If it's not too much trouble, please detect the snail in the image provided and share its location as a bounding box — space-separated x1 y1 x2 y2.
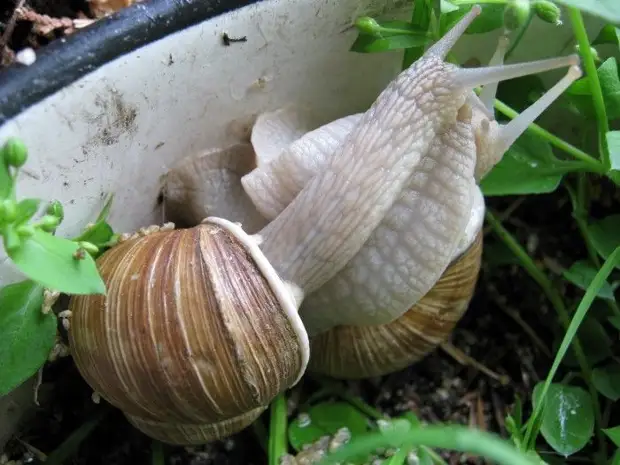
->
66 5 583 445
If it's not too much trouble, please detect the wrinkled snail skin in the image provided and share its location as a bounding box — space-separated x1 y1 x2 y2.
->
163 143 268 232
307 230 483 379
66 4 585 445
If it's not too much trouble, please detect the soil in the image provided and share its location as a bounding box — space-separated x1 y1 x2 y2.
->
1 0 620 464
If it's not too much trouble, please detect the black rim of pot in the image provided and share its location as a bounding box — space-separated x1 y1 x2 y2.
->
0 0 261 127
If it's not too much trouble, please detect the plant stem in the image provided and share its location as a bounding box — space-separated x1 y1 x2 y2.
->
484 211 603 456
45 407 109 465
567 8 610 167
504 12 534 61
268 393 289 465
493 99 605 171
151 440 165 465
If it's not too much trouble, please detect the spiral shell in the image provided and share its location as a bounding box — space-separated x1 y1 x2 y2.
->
307 231 483 379
67 221 308 444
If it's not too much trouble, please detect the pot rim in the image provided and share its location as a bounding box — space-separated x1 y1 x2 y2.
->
0 0 261 127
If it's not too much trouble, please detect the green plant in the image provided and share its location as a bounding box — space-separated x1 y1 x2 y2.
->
1 0 619 463
0 138 117 396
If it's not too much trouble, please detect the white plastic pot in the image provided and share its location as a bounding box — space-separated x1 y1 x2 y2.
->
0 0 605 451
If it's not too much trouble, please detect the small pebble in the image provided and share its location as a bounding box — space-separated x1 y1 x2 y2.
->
15 48 36 66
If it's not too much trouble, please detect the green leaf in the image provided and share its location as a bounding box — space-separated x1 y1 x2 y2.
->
417 448 434 465
440 0 460 13
0 280 57 396
73 221 115 247
587 214 620 265
350 34 431 53
567 58 620 121
592 363 620 401
440 4 505 36
611 449 620 465
609 315 620 330
554 0 620 24
7 229 105 295
350 19 432 54
483 240 521 269
605 426 620 448
0 156 11 200
592 24 620 47
14 198 41 225
606 131 620 171
532 383 595 457
562 260 616 300
480 132 566 196
497 75 547 113
558 317 612 367
288 402 370 453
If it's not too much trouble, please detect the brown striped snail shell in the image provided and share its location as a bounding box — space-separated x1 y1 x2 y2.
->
67 220 308 445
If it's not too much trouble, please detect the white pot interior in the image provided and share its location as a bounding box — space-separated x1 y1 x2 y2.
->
0 0 604 287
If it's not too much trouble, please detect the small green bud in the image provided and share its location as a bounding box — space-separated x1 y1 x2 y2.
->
78 241 99 255
354 16 382 37
533 0 562 25
45 200 64 222
1 138 28 168
16 224 36 238
575 44 600 62
0 199 17 223
38 215 60 232
504 0 531 31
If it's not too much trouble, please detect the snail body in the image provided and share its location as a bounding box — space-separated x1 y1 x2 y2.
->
67 5 583 444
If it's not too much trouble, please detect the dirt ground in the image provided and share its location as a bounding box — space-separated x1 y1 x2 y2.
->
1 0 619 464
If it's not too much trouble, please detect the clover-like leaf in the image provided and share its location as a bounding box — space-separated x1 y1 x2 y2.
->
7 229 105 295
562 260 616 300
558 317 612 367
0 280 57 396
567 57 620 121
606 131 620 171
592 364 620 401
288 402 370 453
587 214 620 266
480 132 570 196
604 426 620 448
532 383 595 457
593 24 620 47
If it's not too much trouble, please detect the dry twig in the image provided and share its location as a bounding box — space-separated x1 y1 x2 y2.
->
0 0 26 62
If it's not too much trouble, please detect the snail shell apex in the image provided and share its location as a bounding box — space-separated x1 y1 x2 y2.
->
68 221 308 445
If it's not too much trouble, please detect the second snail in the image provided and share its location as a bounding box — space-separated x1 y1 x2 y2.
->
67 5 582 446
